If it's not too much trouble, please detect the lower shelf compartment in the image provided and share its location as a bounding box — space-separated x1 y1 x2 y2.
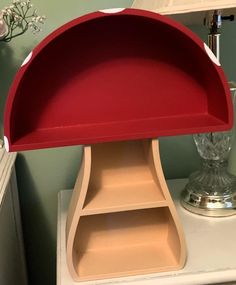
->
73 207 181 280
77 243 177 279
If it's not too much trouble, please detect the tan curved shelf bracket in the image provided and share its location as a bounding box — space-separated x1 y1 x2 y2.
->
66 138 186 281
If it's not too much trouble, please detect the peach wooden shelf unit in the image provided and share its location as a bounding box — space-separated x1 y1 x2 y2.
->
66 139 186 281
3 8 233 283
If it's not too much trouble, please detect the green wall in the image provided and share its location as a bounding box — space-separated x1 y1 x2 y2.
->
1 1 236 284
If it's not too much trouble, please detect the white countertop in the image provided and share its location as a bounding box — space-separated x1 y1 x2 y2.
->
57 179 236 285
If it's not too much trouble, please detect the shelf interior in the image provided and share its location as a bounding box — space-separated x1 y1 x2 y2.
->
5 10 232 151
82 140 165 214
74 207 180 280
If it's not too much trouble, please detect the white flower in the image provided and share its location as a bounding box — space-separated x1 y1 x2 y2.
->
0 0 45 41
0 11 8 39
13 13 22 24
20 2 27 7
39 16 45 23
6 8 13 16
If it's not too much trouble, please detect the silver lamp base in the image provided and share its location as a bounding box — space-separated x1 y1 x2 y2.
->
181 187 236 217
181 168 236 217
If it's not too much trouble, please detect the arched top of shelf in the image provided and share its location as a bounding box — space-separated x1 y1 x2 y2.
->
4 8 233 151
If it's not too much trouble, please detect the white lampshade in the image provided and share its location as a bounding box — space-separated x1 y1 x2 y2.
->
132 0 236 25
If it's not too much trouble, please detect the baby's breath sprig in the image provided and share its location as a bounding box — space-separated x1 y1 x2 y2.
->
1 0 45 42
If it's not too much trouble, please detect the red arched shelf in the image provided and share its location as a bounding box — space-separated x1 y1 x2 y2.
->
4 8 233 151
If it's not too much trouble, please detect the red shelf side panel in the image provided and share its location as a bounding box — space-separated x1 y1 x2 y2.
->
4 9 233 151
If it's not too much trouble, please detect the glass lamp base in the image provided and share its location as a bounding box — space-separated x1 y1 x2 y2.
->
181 83 236 217
181 167 236 217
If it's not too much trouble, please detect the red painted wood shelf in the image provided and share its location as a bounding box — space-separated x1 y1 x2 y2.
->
4 8 233 151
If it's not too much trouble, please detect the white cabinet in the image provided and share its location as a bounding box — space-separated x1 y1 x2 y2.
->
0 149 28 285
57 179 236 285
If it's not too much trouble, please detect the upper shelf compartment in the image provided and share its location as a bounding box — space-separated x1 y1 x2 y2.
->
4 8 233 151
